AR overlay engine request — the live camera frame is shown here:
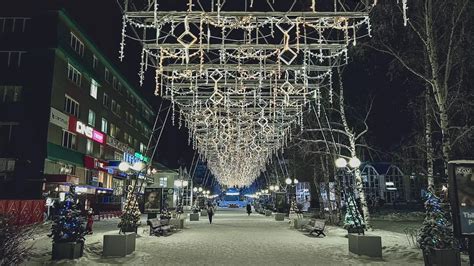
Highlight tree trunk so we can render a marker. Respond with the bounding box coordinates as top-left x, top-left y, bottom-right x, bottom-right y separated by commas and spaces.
425, 70, 435, 191
337, 68, 371, 229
